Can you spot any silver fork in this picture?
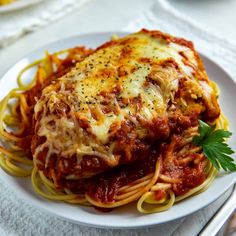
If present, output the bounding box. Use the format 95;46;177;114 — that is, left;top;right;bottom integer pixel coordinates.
198;184;236;236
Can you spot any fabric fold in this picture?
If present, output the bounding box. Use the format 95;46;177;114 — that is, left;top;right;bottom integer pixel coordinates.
0;0;90;48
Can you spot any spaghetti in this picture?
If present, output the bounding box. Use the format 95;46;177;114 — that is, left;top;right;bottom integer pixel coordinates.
0;30;230;213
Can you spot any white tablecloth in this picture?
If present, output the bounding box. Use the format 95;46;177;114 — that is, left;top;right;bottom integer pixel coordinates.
0;0;235;235
0;0;90;48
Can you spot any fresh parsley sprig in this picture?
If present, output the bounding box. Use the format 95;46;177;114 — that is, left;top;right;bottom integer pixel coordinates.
192;120;236;171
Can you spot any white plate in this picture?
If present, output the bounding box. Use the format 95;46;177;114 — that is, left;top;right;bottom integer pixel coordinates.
0;32;236;229
0;0;45;13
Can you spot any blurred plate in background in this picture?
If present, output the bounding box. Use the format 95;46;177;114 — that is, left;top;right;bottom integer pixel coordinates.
0;0;45;13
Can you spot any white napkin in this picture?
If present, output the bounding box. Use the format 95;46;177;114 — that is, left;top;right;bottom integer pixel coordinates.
0;0;90;48
0;0;235;235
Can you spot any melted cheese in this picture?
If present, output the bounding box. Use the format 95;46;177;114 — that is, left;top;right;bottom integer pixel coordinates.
33;30;217;177
71;33;195;142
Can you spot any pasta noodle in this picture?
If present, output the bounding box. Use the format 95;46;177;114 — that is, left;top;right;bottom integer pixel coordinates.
0;30;229;214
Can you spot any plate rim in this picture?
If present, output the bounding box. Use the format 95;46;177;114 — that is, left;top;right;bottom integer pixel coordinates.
0;31;236;229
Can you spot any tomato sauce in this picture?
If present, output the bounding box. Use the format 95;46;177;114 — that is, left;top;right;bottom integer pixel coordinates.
19;42;209;207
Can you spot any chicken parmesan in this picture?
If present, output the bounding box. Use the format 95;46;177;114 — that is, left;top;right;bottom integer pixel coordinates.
0;29;234;213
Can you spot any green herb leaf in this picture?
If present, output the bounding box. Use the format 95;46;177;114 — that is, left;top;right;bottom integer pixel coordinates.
192;120;236;171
